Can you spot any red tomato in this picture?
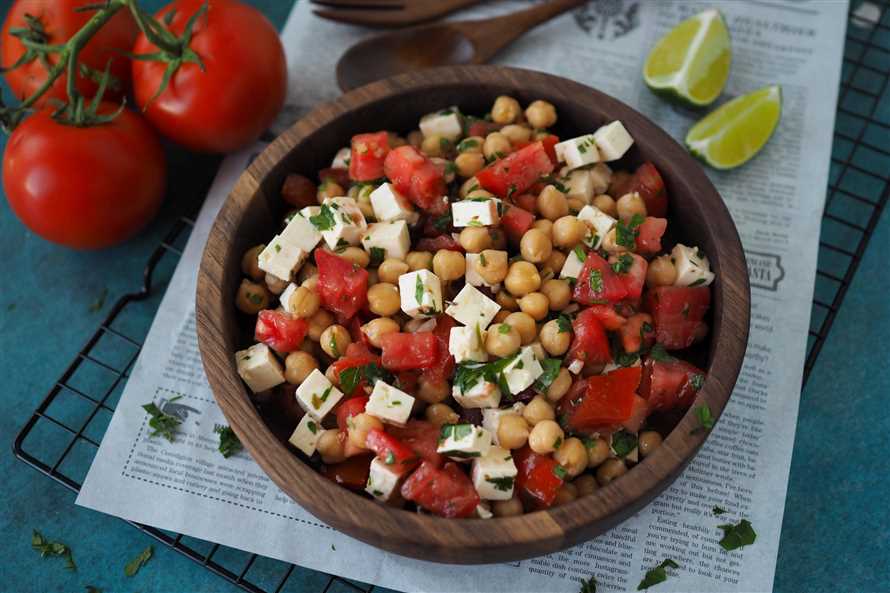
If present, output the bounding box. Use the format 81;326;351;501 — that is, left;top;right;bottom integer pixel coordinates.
3;106;165;249
281;174;317;208
400;461;480;518
335;396;369;432
631;162;669;218
424;316;456;384
645;286;710;350
636;217;667;256
622;394;649;433
566;308;613;370
467;119;501;137
132;0;287;153
500;205;536;243
475;142;555;199
396;370;420;394
389;420;444;467
539;134;560;164
613;253;648;300
415;234;464;253
365;429;420;476
619;313;655;354
1;0;137;106
316;249;369;322
383;146;448;214
513;446;564;509
513;193;538;213
349;131;390;181
255;310;308;353
639;356;705;412
322;454;373;491
573;252;629;305
379;333;439;371
585;304;627;331
557;367;642;432
329;346;378;395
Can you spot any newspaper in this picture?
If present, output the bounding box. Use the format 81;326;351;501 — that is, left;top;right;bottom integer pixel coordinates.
76;1;850;591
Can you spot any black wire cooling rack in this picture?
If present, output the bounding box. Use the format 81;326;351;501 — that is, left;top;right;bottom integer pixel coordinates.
12;4;890;592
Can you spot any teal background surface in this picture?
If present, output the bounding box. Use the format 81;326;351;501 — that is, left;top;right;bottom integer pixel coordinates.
0;1;888;592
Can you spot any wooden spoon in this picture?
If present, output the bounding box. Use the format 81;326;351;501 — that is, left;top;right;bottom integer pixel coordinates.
336;0;586;92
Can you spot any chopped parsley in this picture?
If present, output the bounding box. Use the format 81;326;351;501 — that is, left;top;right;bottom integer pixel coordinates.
439;423;474;442
553;436;563;449
556;315;573;333
309;203;337;231
637;559;679;590
311;386;333;409
614;350;640;367
486;476;515;492
214;424;243;458
457;138;479;152
31;530;76;571
690;373;705;391
589;269;604;293
712;506;728;516
691;404;715;434
453;353;519;396
368;246;385;267
533;358;562;392
479;251;488;267
611;253;634;274
439;137;452;151
553;465;568;480
717;519;757;551
339;363;394;394
616;214;644;250
689;277;707;287
415;275;425;306
307;420;318;434
384;451;396;465
142;397;182;442
498;323;511;335
432;213;452;232
611;430;638;458
647;344;675;363
124;545;153;577
573;245;587;262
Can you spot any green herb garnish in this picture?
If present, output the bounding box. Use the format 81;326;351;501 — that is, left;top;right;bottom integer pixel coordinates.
31;530;76;571
309;203;337;231
415;274;425;306
647;344;675;363
453;353;519;396
611;430;638;458
311;386;333;409
689;277;707;287
691;404;714;434
556;315;573;334
573;245;587;262
457;138;479;152
214;424;242;458
498;323;511;335
614;351;640;367
712;506;728;516
589;269;604;293
637;559;679;590
339;363;394;395
690;373;705;391
533;358;562;391
142;397;182;442
486;476;515;492
717;519;757;551
611;253;633;274
432;213;452;232
439;423;474;443
384;451;396;465
616;214;644;250
124;545;153;577
368;246;385;267
553;465;568;480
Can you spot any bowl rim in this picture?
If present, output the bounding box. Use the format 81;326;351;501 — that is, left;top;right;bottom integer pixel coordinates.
196;64;750;564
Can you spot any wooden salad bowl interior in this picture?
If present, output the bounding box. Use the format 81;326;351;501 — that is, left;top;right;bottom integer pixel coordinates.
196;65;750;564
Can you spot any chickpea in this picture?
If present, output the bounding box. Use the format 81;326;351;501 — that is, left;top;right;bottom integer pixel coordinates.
596;458;627;486
504;261;541;297
574;474;598;496
454;152;485;178
366;269;379;286
348;413;383;449
421;134;449;158
485;323;521;358
320;324;351;358
457;135;484;154
468;250;504;285
491;95;521;124
325;364;340;385
459;227;493;253
317;180;343;203
647;255;677;287
519;229;552;264
298;263;318;285
489;227;508;250
593;194;618;218
567;198;585;215
523;395;555;426
525;100;557;129
459;176;481;199
466;188;497;201
338;246;370;268
351;185;375;220
495;290;519;311
265;273;288;295
552;216;587;249
316;429;346;464
235;279;270;314
388;133;407;148
497;414;530;450
540;279;571;311
500;124;532;144
378;258;409;283
539;319;571;356
544;250;567;276
284;351;318;385
554;483;578;506
367;283;400;317
407;130;423;148
241;245;265;281
483;132;511;161
361;317;400;348
532;218;553;239
492;310;511;324
406;250;433;271
528;341;547;361
537;185;569;221
616;192;648;222
301;274;319;292
431;157;456;184
601;228;628;254
528;420;564;454
638;431;663;458
307;309;334;342
518;292;549;321
284;285;320;318
586;437;611;467
492;496;524;517
504;311;536;345
554;437;589;478
417;376;450;404
433;249;466;281
425;403;460;426
546;368;572;402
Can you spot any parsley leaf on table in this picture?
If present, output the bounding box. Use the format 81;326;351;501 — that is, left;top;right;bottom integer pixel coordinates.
637;558;679;590
611;430;638;458
214;424;243;458
124;545;154;577
31;530;76;571
718;519;757;551
690;404;715;434
579;575;597;593
141;396;182;442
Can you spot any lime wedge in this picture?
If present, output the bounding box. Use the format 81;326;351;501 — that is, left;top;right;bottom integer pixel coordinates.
685;85;782;170
644;9;731;108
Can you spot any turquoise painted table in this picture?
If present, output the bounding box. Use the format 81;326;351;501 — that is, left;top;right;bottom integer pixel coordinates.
1;1;888;592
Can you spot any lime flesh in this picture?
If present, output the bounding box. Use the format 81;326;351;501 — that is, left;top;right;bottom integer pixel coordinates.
685;85;783;170
644;9;731;107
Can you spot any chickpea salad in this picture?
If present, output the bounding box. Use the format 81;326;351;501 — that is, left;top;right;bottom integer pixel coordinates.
233;95;716;519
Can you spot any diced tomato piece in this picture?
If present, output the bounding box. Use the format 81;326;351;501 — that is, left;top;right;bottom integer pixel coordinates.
631;162;669;218
585;304;627;330
621;394;649;433
401;461;480;518
639;356;705;412
539;134;560;164
380;332;439;371
636;217;667;256
316;249;369;323
383;146;448;214
281;173;317;208
619;313;655;354
566;308;613;371
513;193;537;213
365;429;420;476
557;367;642;432
335;395;369;432
255;310;308;353
467;119;501;137
645;286;710;350
613;253;648;300
424;315;456;384
389;420;444;467
349;131;390;182
500;204;536;243
322;454;373;491
573;251;629;305
514;446;564;509
415;234;464;253
330;345;381;397
396;370;420;393
318;167;350;188
346;316;370;347
475;142;555;199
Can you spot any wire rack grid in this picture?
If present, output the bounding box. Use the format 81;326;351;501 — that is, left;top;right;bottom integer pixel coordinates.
12;4;890;593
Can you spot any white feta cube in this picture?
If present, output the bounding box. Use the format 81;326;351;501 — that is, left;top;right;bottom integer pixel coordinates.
258;236;307;282
318;197;367;249
451;199;500;228
398;270;443;318
603;356;642;374
279;282;300;315
365;457;403;502
671;244;715;287
300;205;320;218
331;146;351;169
465;252;502;291
590;162;613;195
361;220;411;262
593;121;634;161
446;284;500;328
295;368;344;421
288;414;322;456
471;446;518;500
449;324;488;363
476;502;493;519
437;424;492;460
577;205;617;250
560;247;587;280
370;182;419;225
554;134;601;170
482;404;526;447
568;359;584;374
280;207;322;253
452;375;501;409
419;107;463;140
235;343;285;393
564;169;595;204
366;381;415;426
502;347;544;395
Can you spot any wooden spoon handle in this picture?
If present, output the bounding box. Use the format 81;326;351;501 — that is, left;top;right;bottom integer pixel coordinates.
459;0;587;63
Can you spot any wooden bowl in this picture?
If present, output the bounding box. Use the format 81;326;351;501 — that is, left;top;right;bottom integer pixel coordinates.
196;65;750;564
